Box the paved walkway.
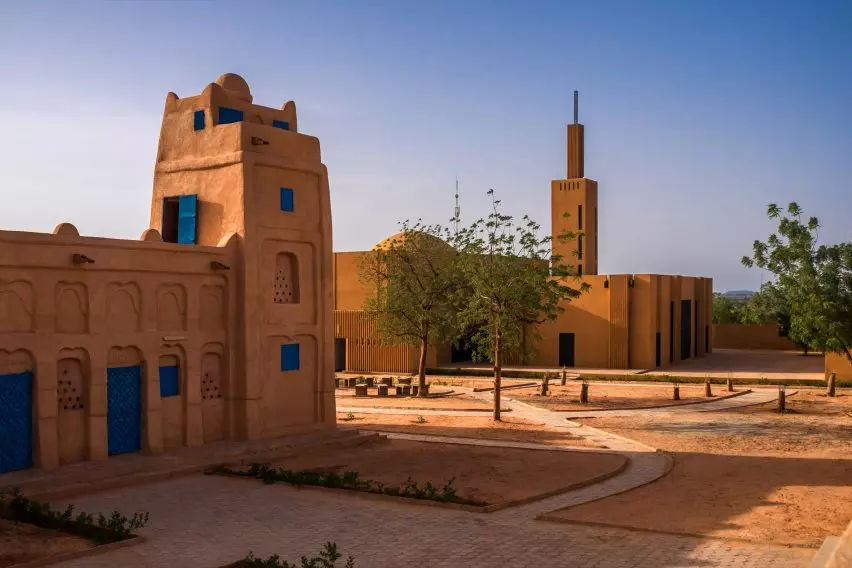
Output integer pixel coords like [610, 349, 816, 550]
[54, 475, 813, 568]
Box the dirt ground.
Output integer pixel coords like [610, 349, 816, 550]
[267, 439, 626, 506]
[551, 390, 852, 546]
[0, 519, 92, 567]
[512, 383, 721, 411]
[336, 390, 495, 410]
[338, 412, 603, 448]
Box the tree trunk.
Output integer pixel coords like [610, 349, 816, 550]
[827, 372, 836, 398]
[416, 337, 428, 397]
[778, 385, 786, 413]
[493, 326, 502, 421]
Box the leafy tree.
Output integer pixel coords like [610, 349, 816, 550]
[360, 221, 461, 396]
[742, 202, 852, 365]
[712, 293, 744, 324]
[450, 190, 589, 420]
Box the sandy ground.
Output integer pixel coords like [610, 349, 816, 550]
[336, 391, 495, 410]
[0, 519, 92, 567]
[512, 383, 718, 411]
[338, 412, 603, 448]
[267, 439, 626, 506]
[550, 391, 852, 546]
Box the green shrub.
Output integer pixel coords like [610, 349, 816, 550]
[0, 488, 148, 544]
[241, 542, 354, 568]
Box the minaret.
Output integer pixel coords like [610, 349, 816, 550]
[551, 91, 599, 276]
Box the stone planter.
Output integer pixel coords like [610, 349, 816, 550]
[354, 385, 368, 397]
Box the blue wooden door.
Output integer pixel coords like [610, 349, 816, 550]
[107, 365, 142, 456]
[0, 371, 33, 473]
[177, 194, 197, 245]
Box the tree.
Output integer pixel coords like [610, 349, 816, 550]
[451, 190, 589, 420]
[742, 202, 852, 365]
[712, 293, 744, 324]
[360, 221, 461, 396]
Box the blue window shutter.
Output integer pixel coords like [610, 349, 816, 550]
[280, 188, 294, 212]
[281, 344, 300, 371]
[218, 106, 243, 124]
[159, 366, 179, 397]
[193, 110, 205, 131]
[177, 194, 198, 244]
[272, 120, 290, 130]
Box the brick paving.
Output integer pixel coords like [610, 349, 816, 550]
[54, 474, 813, 568]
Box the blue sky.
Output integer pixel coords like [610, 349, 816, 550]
[0, 1, 849, 292]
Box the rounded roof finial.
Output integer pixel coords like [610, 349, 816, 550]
[215, 73, 252, 102]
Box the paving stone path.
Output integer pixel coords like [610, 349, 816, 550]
[51, 387, 812, 567]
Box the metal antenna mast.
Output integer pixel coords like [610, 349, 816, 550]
[453, 176, 461, 234]
[573, 90, 579, 124]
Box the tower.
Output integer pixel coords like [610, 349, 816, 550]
[552, 91, 598, 276]
[149, 74, 335, 439]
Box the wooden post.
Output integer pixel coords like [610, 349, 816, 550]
[726, 378, 734, 392]
[704, 378, 712, 397]
[561, 366, 567, 386]
[540, 373, 549, 396]
[580, 380, 589, 404]
[827, 372, 837, 398]
[673, 383, 680, 401]
[778, 384, 786, 413]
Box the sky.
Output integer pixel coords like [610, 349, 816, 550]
[0, 0, 850, 292]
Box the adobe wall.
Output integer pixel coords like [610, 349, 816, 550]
[825, 352, 852, 381]
[0, 226, 236, 470]
[712, 323, 794, 351]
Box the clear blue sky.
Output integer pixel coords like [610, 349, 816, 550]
[1, 1, 850, 292]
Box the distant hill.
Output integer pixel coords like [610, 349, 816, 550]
[720, 290, 755, 299]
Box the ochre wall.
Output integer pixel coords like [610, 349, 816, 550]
[333, 252, 371, 311]
[0, 227, 236, 470]
[825, 352, 852, 381]
[712, 324, 794, 351]
[551, 178, 599, 276]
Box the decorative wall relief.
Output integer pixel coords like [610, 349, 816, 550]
[156, 284, 187, 331]
[0, 349, 33, 375]
[199, 285, 225, 331]
[0, 280, 34, 333]
[57, 357, 86, 411]
[106, 283, 141, 333]
[273, 252, 299, 304]
[55, 282, 89, 334]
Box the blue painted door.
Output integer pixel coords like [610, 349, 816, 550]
[177, 194, 197, 245]
[0, 371, 33, 473]
[107, 365, 142, 456]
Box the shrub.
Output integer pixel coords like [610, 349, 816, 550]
[241, 542, 354, 568]
[0, 488, 149, 544]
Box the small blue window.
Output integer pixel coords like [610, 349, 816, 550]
[281, 344, 300, 371]
[272, 120, 290, 131]
[280, 188, 294, 212]
[193, 110, 205, 131]
[218, 106, 244, 125]
[159, 366, 179, 397]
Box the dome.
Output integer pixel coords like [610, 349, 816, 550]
[373, 231, 452, 252]
[215, 73, 252, 102]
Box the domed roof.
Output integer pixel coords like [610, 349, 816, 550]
[373, 231, 452, 252]
[215, 73, 252, 102]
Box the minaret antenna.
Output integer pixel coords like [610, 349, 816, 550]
[573, 90, 579, 124]
[453, 176, 461, 234]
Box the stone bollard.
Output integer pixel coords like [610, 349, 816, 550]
[778, 384, 786, 413]
[580, 380, 589, 404]
[673, 383, 680, 401]
[561, 367, 567, 386]
[354, 385, 368, 397]
[727, 378, 734, 392]
[540, 373, 550, 396]
[381, 377, 394, 386]
[377, 385, 389, 397]
[704, 378, 712, 397]
[828, 372, 837, 398]
[364, 377, 374, 388]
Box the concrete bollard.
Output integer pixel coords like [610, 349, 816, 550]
[354, 385, 368, 397]
[580, 380, 589, 404]
[673, 383, 680, 401]
[377, 385, 389, 397]
[778, 384, 786, 413]
[704, 378, 712, 397]
[561, 367, 567, 386]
